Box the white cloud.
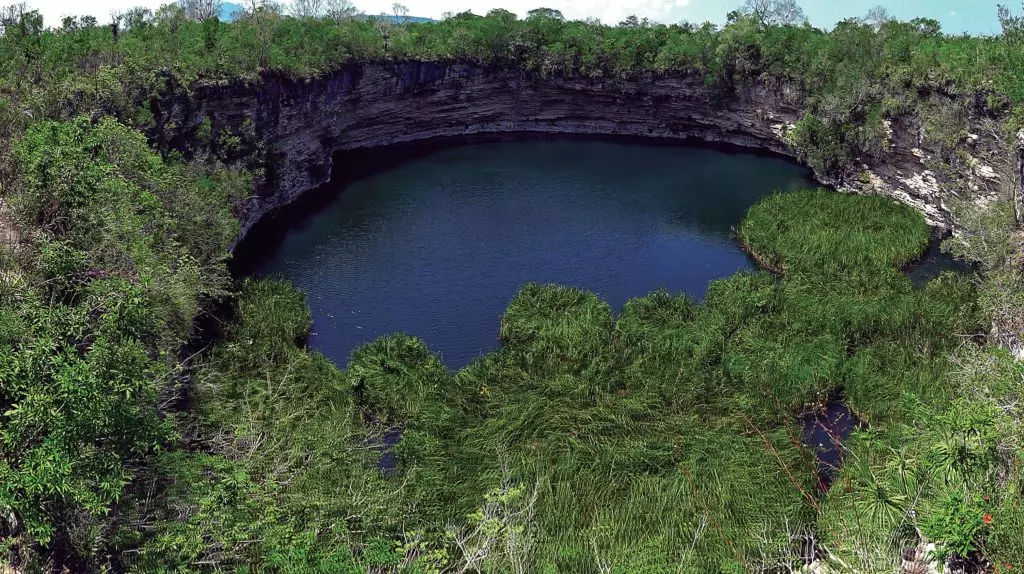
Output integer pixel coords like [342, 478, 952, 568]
[28, 0, 691, 27]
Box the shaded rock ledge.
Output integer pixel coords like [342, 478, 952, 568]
[149, 61, 955, 246]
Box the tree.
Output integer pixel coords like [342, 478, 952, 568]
[999, 4, 1024, 42]
[179, 0, 223, 21]
[740, 0, 806, 27]
[0, 5, 43, 61]
[483, 8, 518, 59]
[289, 0, 326, 18]
[202, 13, 220, 53]
[124, 7, 152, 31]
[863, 5, 891, 30]
[526, 7, 564, 20]
[325, 0, 357, 22]
[0, 3, 26, 37]
[0, 3, 37, 39]
[242, 0, 282, 67]
[910, 16, 940, 36]
[110, 10, 123, 44]
[392, 2, 410, 26]
[152, 3, 185, 56]
[373, 13, 392, 55]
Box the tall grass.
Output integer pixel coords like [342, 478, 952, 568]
[739, 189, 931, 275]
[144, 190, 1015, 572]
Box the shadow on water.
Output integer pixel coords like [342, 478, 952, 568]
[799, 398, 865, 490]
[376, 428, 403, 475]
[230, 133, 816, 277]
[231, 142, 452, 276]
[906, 236, 976, 286]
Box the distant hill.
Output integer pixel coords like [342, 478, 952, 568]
[220, 2, 244, 21]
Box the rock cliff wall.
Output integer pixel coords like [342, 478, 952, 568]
[151, 61, 953, 243]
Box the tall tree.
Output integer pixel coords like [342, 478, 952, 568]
[124, 7, 152, 31]
[179, 0, 224, 21]
[325, 0, 357, 22]
[863, 5, 891, 30]
[373, 13, 392, 55]
[392, 2, 410, 26]
[740, 0, 806, 27]
[110, 10, 123, 45]
[999, 4, 1024, 42]
[526, 7, 564, 20]
[289, 0, 327, 18]
[243, 0, 281, 67]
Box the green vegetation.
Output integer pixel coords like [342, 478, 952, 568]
[0, 116, 246, 555]
[0, 0, 1023, 571]
[105, 188, 1018, 573]
[2, 0, 1024, 181]
[739, 188, 931, 273]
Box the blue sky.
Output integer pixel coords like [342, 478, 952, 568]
[676, 0, 1002, 34]
[31, 0, 1006, 35]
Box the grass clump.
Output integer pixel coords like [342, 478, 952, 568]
[500, 282, 615, 375]
[348, 333, 451, 426]
[739, 189, 931, 274]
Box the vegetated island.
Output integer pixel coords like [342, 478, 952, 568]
[0, 0, 1023, 572]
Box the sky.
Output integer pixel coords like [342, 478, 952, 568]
[27, 0, 1006, 35]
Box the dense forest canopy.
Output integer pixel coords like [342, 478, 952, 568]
[0, 0, 1023, 572]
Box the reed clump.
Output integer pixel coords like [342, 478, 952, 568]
[739, 188, 932, 275]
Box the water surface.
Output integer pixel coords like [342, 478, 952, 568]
[240, 140, 813, 368]
[908, 241, 974, 285]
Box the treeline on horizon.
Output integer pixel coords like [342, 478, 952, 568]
[6, 0, 1024, 94]
[2, 0, 1024, 182]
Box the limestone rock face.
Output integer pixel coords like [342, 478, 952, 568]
[150, 61, 954, 244]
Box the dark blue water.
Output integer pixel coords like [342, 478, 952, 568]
[240, 140, 813, 368]
[800, 400, 863, 490]
[908, 241, 974, 286]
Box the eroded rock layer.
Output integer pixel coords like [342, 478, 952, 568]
[150, 61, 952, 242]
